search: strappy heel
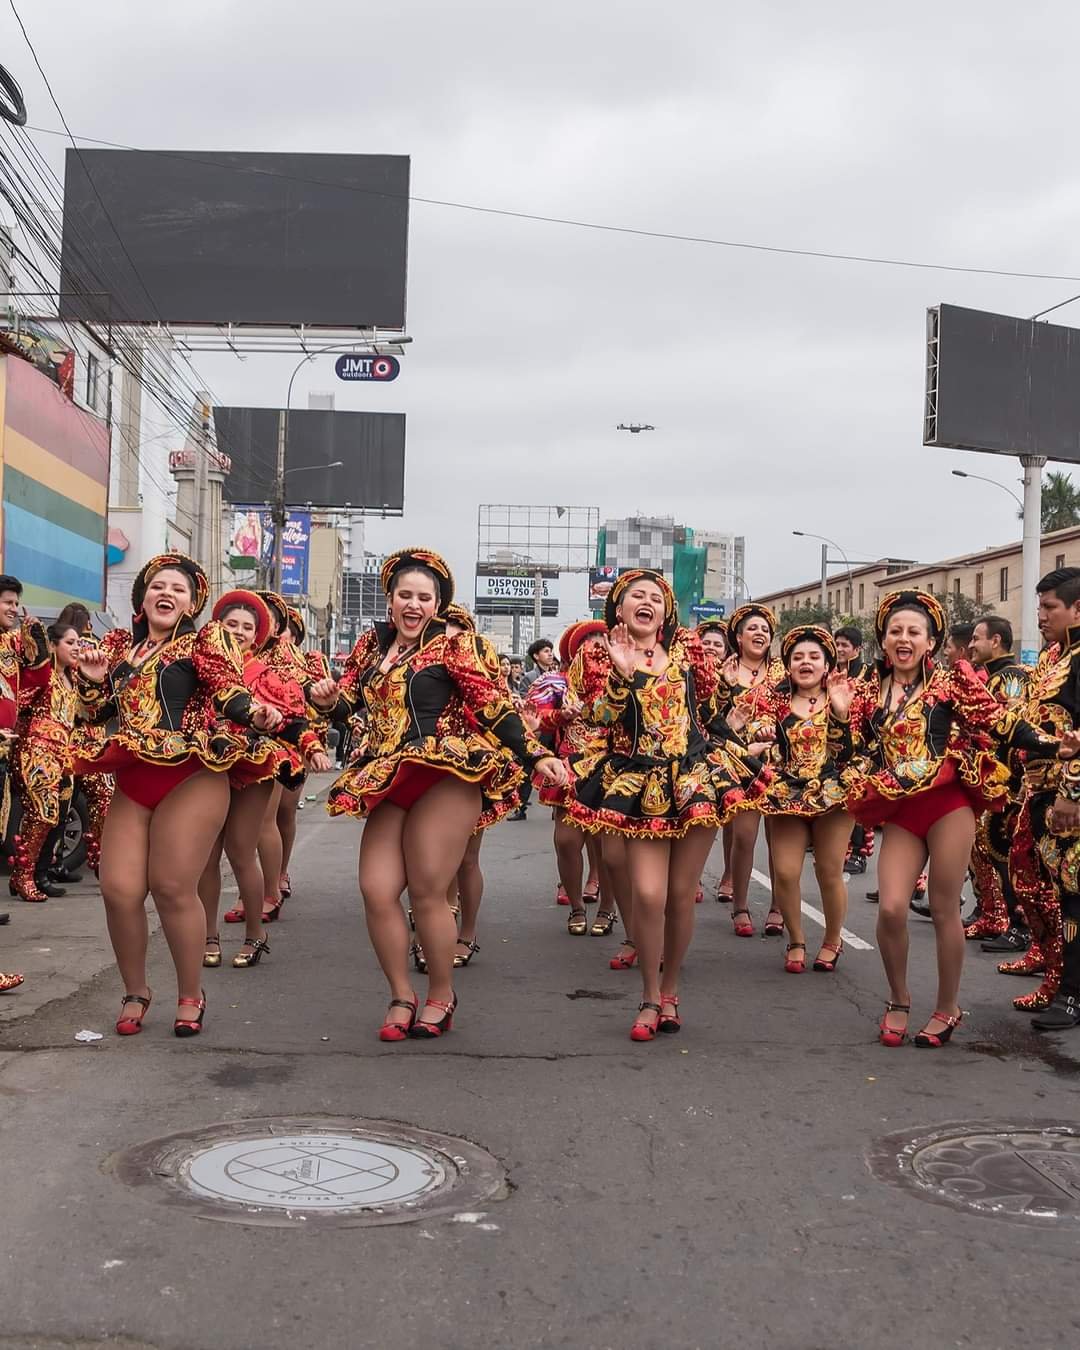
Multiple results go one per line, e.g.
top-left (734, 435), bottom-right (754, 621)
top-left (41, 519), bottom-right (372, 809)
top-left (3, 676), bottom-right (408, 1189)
top-left (658, 994), bottom-right (681, 1034)
top-left (454, 938), bottom-right (480, 969)
top-left (878, 1001), bottom-right (910, 1047)
top-left (582, 879), bottom-right (600, 903)
top-left (279, 872), bottom-right (292, 899)
top-left (379, 996), bottom-right (418, 1041)
top-left (784, 942), bottom-right (806, 974)
top-left (116, 992), bottom-right (152, 1036)
top-left (223, 904), bottom-right (244, 924)
top-left (914, 1009), bottom-right (963, 1048)
top-left (590, 909), bottom-right (617, 937)
top-left (261, 896), bottom-right (285, 923)
top-left (630, 1001), bottom-right (662, 1042)
top-left (174, 993), bottom-right (206, 1038)
top-left (732, 908), bottom-right (754, 938)
top-left (410, 942), bottom-right (428, 974)
top-left (567, 906), bottom-right (588, 936)
top-left (610, 941), bottom-right (638, 970)
top-left (232, 936), bottom-right (270, 968)
top-left (813, 940), bottom-right (844, 973)
top-left (409, 994), bottom-right (457, 1039)
top-left (763, 908), bottom-right (784, 937)
top-left (202, 935), bottom-right (222, 968)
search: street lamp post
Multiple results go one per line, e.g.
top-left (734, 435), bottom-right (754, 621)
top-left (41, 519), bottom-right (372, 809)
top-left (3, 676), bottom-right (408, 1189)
top-left (273, 340), bottom-right (410, 591)
top-left (792, 530), bottom-right (857, 613)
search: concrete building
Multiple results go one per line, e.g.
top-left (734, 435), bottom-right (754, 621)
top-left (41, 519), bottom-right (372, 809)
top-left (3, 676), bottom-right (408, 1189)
top-left (603, 515), bottom-right (676, 572)
top-left (758, 558), bottom-right (919, 621)
top-left (696, 529), bottom-right (746, 609)
top-left (306, 518), bottom-right (344, 650)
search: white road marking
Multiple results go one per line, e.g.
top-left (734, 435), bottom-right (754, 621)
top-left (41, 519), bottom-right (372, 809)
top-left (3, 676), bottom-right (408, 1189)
top-left (750, 868), bottom-right (875, 951)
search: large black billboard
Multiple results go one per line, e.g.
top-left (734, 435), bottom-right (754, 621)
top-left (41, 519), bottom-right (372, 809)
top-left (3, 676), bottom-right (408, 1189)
top-left (59, 149), bottom-right (409, 328)
top-left (214, 407), bottom-right (405, 513)
top-left (924, 304), bottom-right (1080, 462)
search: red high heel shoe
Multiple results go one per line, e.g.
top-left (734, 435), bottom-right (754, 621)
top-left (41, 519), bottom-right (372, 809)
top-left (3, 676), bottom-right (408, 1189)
top-left (116, 992), bottom-right (152, 1036)
top-left (813, 940), bottom-right (844, 972)
top-left (878, 1002), bottom-right (910, 1047)
top-left (556, 883), bottom-right (570, 906)
top-left (694, 884), bottom-right (704, 904)
top-left (379, 996), bottom-right (418, 1041)
top-left (223, 905), bottom-right (244, 923)
top-left (630, 1002), bottom-right (661, 1042)
top-left (658, 994), bottom-right (681, 1034)
top-left (174, 993), bottom-right (206, 1038)
top-left (610, 942), bottom-right (638, 970)
top-left (409, 994), bottom-right (457, 1039)
top-left (261, 896), bottom-right (285, 923)
top-left (583, 879), bottom-right (601, 903)
top-left (732, 908), bottom-right (754, 937)
top-left (784, 943), bottom-right (806, 974)
top-left (914, 1009), bottom-right (963, 1048)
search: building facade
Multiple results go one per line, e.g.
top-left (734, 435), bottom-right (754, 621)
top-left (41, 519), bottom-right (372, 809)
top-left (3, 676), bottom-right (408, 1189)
top-left (757, 558), bottom-right (919, 621)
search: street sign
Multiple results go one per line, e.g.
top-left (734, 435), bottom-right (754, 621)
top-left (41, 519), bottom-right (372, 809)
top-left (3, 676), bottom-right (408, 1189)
top-left (692, 602), bottom-right (726, 618)
top-left (335, 353), bottom-right (400, 382)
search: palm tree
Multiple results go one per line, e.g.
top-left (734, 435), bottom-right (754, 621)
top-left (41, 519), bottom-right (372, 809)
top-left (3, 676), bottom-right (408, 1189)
top-left (1041, 471), bottom-right (1080, 533)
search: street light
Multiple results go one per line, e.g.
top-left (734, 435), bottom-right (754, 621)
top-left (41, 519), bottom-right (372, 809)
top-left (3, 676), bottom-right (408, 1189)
top-left (792, 530), bottom-right (857, 610)
top-left (274, 341), bottom-right (410, 589)
top-left (950, 468), bottom-right (1024, 515)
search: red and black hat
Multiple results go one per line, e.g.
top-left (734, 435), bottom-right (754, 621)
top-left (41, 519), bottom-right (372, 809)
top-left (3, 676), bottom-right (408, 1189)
top-left (213, 589), bottom-right (273, 651)
top-left (380, 547), bottom-right (455, 614)
top-left (567, 620), bottom-right (607, 662)
top-left (131, 552), bottom-right (209, 621)
top-left (256, 590), bottom-right (291, 638)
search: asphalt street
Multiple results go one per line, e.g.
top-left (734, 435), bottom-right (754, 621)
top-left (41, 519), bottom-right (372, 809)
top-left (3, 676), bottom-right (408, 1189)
top-left (1, 795), bottom-right (1079, 1350)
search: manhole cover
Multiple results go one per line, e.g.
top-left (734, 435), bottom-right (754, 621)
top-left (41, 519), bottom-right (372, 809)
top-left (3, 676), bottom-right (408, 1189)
top-left (868, 1120), bottom-right (1080, 1227)
top-left (108, 1115), bottom-right (507, 1228)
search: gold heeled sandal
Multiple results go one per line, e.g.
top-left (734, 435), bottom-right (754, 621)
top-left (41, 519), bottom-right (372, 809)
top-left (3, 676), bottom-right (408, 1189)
top-left (232, 936), bottom-right (270, 969)
top-left (203, 935), bottom-right (222, 968)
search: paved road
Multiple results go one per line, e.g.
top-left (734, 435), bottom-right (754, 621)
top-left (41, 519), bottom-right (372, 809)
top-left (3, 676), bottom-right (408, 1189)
top-left (1, 799), bottom-right (1078, 1350)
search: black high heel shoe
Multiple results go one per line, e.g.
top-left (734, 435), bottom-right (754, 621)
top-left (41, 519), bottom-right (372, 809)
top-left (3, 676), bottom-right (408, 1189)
top-left (914, 1009), bottom-right (963, 1048)
top-left (410, 942), bottom-right (428, 974)
top-left (174, 993), bottom-right (206, 1038)
top-left (232, 936), bottom-right (270, 968)
top-left (590, 909), bottom-right (617, 937)
top-left (453, 939), bottom-right (479, 969)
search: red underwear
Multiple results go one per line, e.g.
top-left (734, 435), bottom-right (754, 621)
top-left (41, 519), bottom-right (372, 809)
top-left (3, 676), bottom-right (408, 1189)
top-left (114, 760), bottom-right (203, 811)
top-left (886, 780), bottom-right (973, 841)
top-left (376, 763), bottom-right (448, 811)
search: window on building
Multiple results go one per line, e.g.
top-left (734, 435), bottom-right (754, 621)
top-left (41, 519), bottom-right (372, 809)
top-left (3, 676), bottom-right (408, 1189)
top-left (858, 583), bottom-right (864, 610)
top-left (975, 572), bottom-right (983, 603)
top-left (953, 577), bottom-right (961, 599)
top-left (1057, 553), bottom-right (1066, 569)
top-left (85, 353), bottom-right (100, 410)
top-left (1000, 567), bottom-right (1008, 602)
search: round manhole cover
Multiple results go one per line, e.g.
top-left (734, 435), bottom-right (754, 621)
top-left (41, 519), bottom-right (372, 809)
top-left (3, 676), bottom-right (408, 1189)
top-left (108, 1116), bottom-right (507, 1228)
top-left (868, 1120), bottom-right (1080, 1227)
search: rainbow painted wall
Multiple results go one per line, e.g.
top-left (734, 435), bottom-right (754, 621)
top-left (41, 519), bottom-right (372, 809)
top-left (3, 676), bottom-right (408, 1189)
top-left (0, 354), bottom-right (109, 609)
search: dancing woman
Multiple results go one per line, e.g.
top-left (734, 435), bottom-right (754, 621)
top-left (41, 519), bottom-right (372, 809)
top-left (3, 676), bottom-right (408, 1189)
top-left (322, 548), bottom-right (565, 1040)
top-left (54, 603), bottom-right (113, 879)
top-left (716, 604), bottom-right (784, 935)
top-left (752, 626), bottom-right (859, 974)
top-left (848, 590), bottom-right (1063, 1049)
top-left (567, 570), bottom-right (766, 1041)
top-left (9, 622), bottom-right (82, 902)
top-left (200, 591), bottom-right (331, 970)
top-left (76, 554), bottom-right (282, 1038)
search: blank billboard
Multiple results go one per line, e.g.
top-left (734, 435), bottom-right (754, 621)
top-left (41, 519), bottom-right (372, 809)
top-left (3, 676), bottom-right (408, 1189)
top-left (214, 407), bottom-right (405, 513)
top-left (924, 304), bottom-right (1080, 462)
top-left (59, 149), bottom-right (409, 328)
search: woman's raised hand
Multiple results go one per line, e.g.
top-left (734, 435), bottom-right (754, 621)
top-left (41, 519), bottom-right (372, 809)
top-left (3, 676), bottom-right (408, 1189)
top-left (606, 623), bottom-right (638, 680)
top-left (827, 671), bottom-right (855, 719)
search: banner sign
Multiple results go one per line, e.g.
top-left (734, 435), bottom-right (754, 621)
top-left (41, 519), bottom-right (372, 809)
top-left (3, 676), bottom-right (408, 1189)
top-left (692, 602), bottom-right (726, 619)
top-left (335, 353), bottom-right (400, 382)
top-left (475, 564), bottom-right (559, 616)
top-left (588, 565), bottom-right (619, 612)
top-left (229, 508), bottom-right (311, 597)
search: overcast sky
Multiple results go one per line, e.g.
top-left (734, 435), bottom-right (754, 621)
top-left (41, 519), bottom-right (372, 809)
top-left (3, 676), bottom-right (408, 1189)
top-left (5, 0), bottom-right (1079, 613)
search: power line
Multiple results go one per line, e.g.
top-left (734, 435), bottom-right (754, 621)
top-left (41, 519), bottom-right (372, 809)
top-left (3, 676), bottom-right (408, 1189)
top-left (21, 120), bottom-right (1080, 285)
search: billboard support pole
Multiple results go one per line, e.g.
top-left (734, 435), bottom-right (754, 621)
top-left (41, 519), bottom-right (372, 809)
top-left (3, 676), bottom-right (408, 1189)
top-left (195, 397), bottom-right (211, 574)
top-left (511, 611), bottom-right (521, 656)
top-left (1019, 454), bottom-right (1046, 666)
top-left (533, 569), bottom-right (543, 650)
top-left (272, 408), bottom-right (287, 593)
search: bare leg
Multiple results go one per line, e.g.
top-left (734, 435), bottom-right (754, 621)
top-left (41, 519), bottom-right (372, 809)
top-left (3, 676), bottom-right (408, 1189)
top-left (147, 771), bottom-right (231, 1018)
top-left (99, 788), bottom-right (152, 1008)
top-left (602, 833), bottom-right (633, 953)
top-left (258, 783), bottom-right (285, 917)
top-left (661, 827), bottom-right (717, 998)
top-left (456, 831), bottom-right (485, 953)
top-left (198, 830), bottom-right (225, 958)
top-left (554, 808), bottom-right (587, 930)
top-left (923, 807), bottom-right (976, 1029)
top-left (223, 780), bottom-right (276, 950)
top-left (811, 808), bottom-right (854, 951)
top-left (718, 820), bottom-right (734, 895)
top-left (626, 837), bottom-right (672, 1024)
top-left (768, 815), bottom-right (812, 950)
top-left (876, 822), bottom-right (927, 1033)
top-left (403, 778), bottom-right (482, 1023)
top-left (583, 832), bottom-right (600, 894)
top-left (729, 809), bottom-right (761, 911)
top-left (357, 802), bottom-right (413, 1027)
top-left (277, 783), bottom-right (302, 872)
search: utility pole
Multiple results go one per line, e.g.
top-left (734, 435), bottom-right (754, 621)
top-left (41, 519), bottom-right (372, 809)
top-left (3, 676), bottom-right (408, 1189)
top-left (273, 408), bottom-right (287, 593)
top-left (194, 394), bottom-right (211, 567)
top-left (1019, 454), bottom-right (1046, 665)
top-left (533, 567), bottom-right (543, 649)
top-left (820, 544), bottom-right (828, 609)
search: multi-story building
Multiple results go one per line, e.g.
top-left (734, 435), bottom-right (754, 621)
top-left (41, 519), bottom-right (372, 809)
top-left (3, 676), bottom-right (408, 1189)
top-left (603, 515), bottom-right (676, 573)
top-left (696, 530), bottom-right (746, 607)
top-left (601, 516), bottom-right (746, 622)
top-left (757, 558), bottom-right (919, 622)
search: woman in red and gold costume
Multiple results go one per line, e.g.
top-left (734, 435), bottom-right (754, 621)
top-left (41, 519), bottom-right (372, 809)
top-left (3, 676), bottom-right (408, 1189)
top-left (849, 590), bottom-right (1066, 1049)
top-left (54, 603), bottom-right (113, 879)
top-left (695, 617), bottom-right (730, 907)
top-left (200, 591), bottom-right (332, 970)
top-left (567, 570), bottom-right (766, 1041)
top-left (714, 604), bottom-right (785, 937)
top-left (322, 548), bottom-right (566, 1040)
top-left (76, 554), bottom-right (283, 1039)
top-left (9, 622), bottom-right (83, 902)
top-left (752, 626), bottom-right (858, 974)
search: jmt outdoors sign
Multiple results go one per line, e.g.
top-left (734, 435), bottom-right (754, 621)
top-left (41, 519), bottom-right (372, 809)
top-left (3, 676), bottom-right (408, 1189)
top-left (474, 565), bottom-right (560, 617)
top-left (335, 353), bottom-right (400, 382)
